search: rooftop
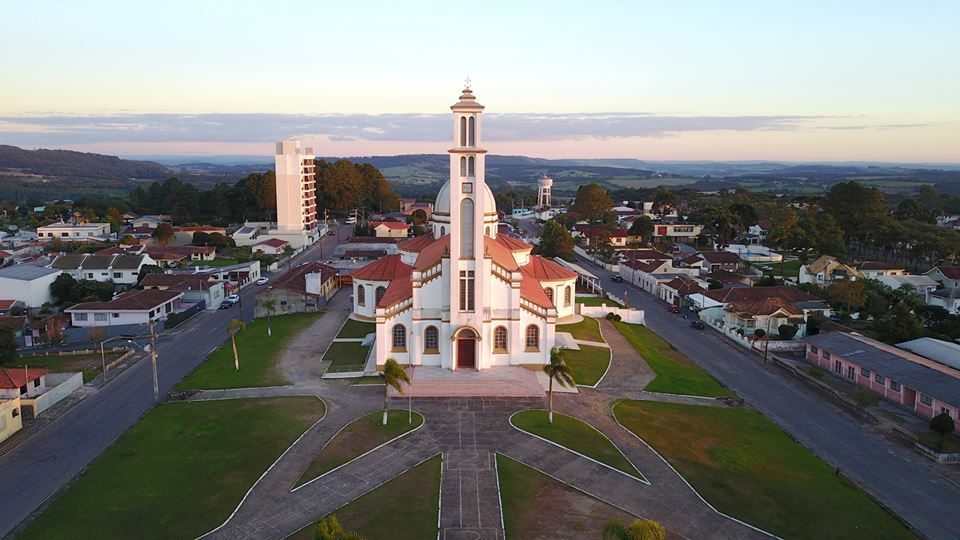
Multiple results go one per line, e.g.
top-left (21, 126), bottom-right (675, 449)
top-left (67, 289), bottom-right (182, 312)
top-left (0, 265), bottom-right (60, 281)
top-left (0, 367), bottom-right (51, 389)
top-left (353, 254), bottom-right (413, 282)
top-left (897, 337), bottom-right (960, 371)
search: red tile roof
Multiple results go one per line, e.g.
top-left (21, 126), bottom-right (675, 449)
top-left (623, 259), bottom-right (670, 273)
top-left (141, 274), bottom-right (219, 291)
top-left (0, 251), bottom-right (11, 258)
top-left (663, 276), bottom-right (705, 296)
top-left (495, 233), bottom-right (533, 252)
top-left (371, 220), bottom-right (409, 230)
top-left (484, 236), bottom-right (519, 271)
top-left (857, 261), bottom-right (904, 271)
top-left (698, 251), bottom-right (742, 264)
top-left (519, 266), bottom-right (554, 309)
top-left (620, 249), bottom-right (670, 261)
top-left (414, 235), bottom-right (451, 271)
top-left (398, 233), bottom-right (437, 253)
top-left (935, 266), bottom-right (960, 279)
top-left (0, 367), bottom-right (51, 389)
top-left (67, 289), bottom-right (182, 312)
top-left (353, 254), bottom-right (413, 281)
top-left (377, 275), bottom-right (413, 308)
top-left (727, 297), bottom-right (804, 317)
top-left (0, 300), bottom-right (18, 311)
top-left (524, 255), bottom-right (577, 281)
top-left (270, 262), bottom-right (337, 294)
top-left (704, 285), bottom-right (817, 304)
top-left (254, 238), bottom-right (288, 249)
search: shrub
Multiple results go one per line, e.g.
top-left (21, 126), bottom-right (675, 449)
top-left (753, 329), bottom-right (766, 339)
top-left (605, 312), bottom-right (621, 322)
top-left (805, 366), bottom-right (825, 379)
top-left (853, 387), bottom-right (879, 408)
top-left (778, 324), bottom-right (799, 340)
top-left (931, 412), bottom-right (956, 443)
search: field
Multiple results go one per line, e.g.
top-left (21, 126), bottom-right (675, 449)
top-left (19, 397), bottom-right (325, 540)
top-left (614, 401), bottom-right (913, 539)
top-left (176, 313), bottom-right (318, 390)
top-left (612, 321), bottom-right (733, 397)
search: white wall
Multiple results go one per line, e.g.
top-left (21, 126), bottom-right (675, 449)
top-left (0, 272), bottom-right (61, 307)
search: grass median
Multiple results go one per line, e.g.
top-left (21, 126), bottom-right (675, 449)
top-left (562, 345), bottom-right (610, 386)
top-left (511, 410), bottom-right (643, 480)
top-left (613, 400), bottom-right (913, 540)
top-left (336, 318), bottom-right (376, 339)
top-left (296, 410), bottom-right (423, 487)
top-left (557, 317), bottom-right (604, 342)
top-left (19, 396), bottom-right (326, 540)
top-left (612, 321), bottom-right (732, 397)
top-left (177, 312), bottom-right (319, 390)
top-left (576, 296), bottom-right (623, 308)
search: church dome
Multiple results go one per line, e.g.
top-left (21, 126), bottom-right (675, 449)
top-left (433, 180), bottom-right (497, 218)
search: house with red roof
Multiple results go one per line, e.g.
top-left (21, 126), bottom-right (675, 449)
top-left (694, 286), bottom-right (831, 339)
top-left (925, 266), bottom-right (960, 289)
top-left (349, 86), bottom-right (581, 373)
top-left (66, 289), bottom-right (183, 327)
top-left (255, 262), bottom-right (339, 318)
top-left (141, 273), bottom-right (226, 311)
top-left (370, 220), bottom-right (409, 238)
top-left (252, 238), bottom-right (290, 256)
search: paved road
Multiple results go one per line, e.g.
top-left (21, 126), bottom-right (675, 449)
top-left (0, 230), bottom-right (344, 537)
top-left (583, 258), bottom-right (960, 539)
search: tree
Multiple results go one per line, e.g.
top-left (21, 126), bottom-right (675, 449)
top-left (825, 280), bottom-right (867, 314)
top-left (534, 220), bottom-right (575, 261)
top-left (543, 348), bottom-right (575, 424)
top-left (153, 223), bottom-right (175, 246)
top-left (284, 244), bottom-right (296, 269)
top-left (0, 327), bottom-right (17, 362)
top-left (874, 303), bottom-right (925, 343)
top-left (226, 319), bottom-right (246, 370)
top-left (778, 324), bottom-right (799, 340)
top-left (650, 188), bottom-right (679, 220)
top-left (136, 264), bottom-right (163, 285)
top-left (260, 299), bottom-right (276, 337)
top-left (313, 514), bottom-right (364, 540)
top-left (381, 358), bottom-right (410, 425)
top-left (628, 216), bottom-right (654, 243)
top-left (106, 207), bottom-right (124, 233)
top-left (930, 412), bottom-right (955, 449)
top-left (572, 183), bottom-right (613, 223)
top-left (753, 329), bottom-right (766, 339)
top-left (602, 518), bottom-right (667, 540)
top-left (50, 273), bottom-right (79, 304)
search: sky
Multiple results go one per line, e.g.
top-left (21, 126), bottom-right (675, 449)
top-left (1, 1), bottom-right (958, 162)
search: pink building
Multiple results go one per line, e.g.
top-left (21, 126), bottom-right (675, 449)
top-left (804, 332), bottom-right (960, 421)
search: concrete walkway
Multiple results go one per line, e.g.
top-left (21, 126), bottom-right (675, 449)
top-left (278, 292), bottom-right (352, 385)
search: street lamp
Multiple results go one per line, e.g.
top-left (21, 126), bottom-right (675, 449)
top-left (98, 334), bottom-right (133, 383)
top-left (129, 320), bottom-right (160, 401)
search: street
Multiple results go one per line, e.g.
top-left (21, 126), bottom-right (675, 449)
top-left (0, 229), bottom-right (345, 537)
top-left (583, 257), bottom-right (960, 539)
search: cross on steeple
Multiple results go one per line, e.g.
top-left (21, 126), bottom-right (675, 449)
top-left (464, 76), bottom-right (472, 90)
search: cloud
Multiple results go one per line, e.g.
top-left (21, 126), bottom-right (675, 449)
top-left (0, 112), bottom-right (924, 147)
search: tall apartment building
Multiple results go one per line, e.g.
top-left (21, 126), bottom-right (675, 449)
top-left (275, 139), bottom-right (317, 234)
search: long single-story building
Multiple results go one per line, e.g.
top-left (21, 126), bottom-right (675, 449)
top-left (66, 289), bottom-right (183, 327)
top-left (0, 265), bottom-right (62, 307)
top-left (804, 332), bottom-right (960, 421)
top-left (140, 273), bottom-right (225, 310)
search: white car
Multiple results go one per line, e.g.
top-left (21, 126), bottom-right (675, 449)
top-left (256, 277), bottom-right (269, 285)
top-left (226, 294), bottom-right (240, 303)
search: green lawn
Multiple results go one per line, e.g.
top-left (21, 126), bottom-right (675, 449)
top-left (6, 351), bottom-right (122, 383)
top-left (576, 296), bottom-right (623, 308)
top-left (614, 400), bottom-right (914, 540)
top-left (511, 410), bottom-right (643, 480)
top-left (612, 321), bottom-right (733, 397)
top-left (557, 317), bottom-right (604, 342)
top-left (337, 318), bottom-right (376, 339)
top-left (292, 454), bottom-right (441, 540)
top-left (562, 345), bottom-right (610, 387)
top-left (323, 342), bottom-right (370, 373)
top-left (759, 259), bottom-right (803, 279)
top-left (497, 453), bottom-right (637, 539)
top-left (346, 375), bottom-right (385, 385)
top-left (177, 313), bottom-right (319, 390)
top-left (917, 431), bottom-right (960, 453)
top-left (19, 397), bottom-right (325, 540)
top-left (297, 410), bottom-right (424, 486)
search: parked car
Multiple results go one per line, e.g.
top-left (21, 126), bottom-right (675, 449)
top-left (690, 320), bottom-right (705, 329)
top-left (256, 277), bottom-right (269, 285)
top-left (668, 304), bottom-right (680, 313)
top-left (611, 274), bottom-right (624, 283)
top-left (219, 301), bottom-right (233, 310)
top-left (226, 294), bottom-right (240, 303)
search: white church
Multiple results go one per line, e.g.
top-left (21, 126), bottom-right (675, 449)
top-left (352, 85), bottom-right (577, 370)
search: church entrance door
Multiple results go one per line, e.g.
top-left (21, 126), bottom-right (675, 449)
top-left (456, 330), bottom-right (476, 370)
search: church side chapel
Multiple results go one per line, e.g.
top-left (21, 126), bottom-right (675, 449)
top-left (352, 85), bottom-right (577, 371)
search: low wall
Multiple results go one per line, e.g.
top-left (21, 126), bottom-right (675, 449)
top-left (21, 372), bottom-right (82, 417)
top-left (580, 304), bottom-right (645, 324)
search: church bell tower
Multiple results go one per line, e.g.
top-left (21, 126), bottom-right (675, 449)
top-left (448, 81), bottom-right (487, 329)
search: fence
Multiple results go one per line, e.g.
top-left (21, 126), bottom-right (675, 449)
top-left (579, 303), bottom-right (645, 324)
top-left (20, 372), bottom-right (83, 417)
top-left (165, 302), bottom-right (205, 329)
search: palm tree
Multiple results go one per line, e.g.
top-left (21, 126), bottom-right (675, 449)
top-left (543, 348), bottom-right (575, 425)
top-left (226, 319), bottom-right (246, 370)
top-left (602, 519), bottom-right (666, 540)
top-left (381, 358), bottom-right (410, 425)
top-left (260, 298), bottom-right (276, 337)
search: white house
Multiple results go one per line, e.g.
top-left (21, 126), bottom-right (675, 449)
top-left (928, 288), bottom-right (960, 315)
top-left (351, 85), bottom-right (578, 371)
top-left (252, 238), bottom-right (289, 256)
top-left (370, 221), bottom-right (409, 238)
top-left (0, 265), bottom-right (62, 307)
top-left (66, 289), bottom-right (183, 327)
top-left (856, 261), bottom-right (907, 279)
top-left (876, 275), bottom-right (939, 301)
top-left (925, 266), bottom-right (960, 289)
top-left (140, 274), bottom-right (225, 311)
top-left (51, 253), bottom-right (156, 287)
top-left (37, 222), bottom-right (112, 242)
top-left (799, 255), bottom-right (861, 285)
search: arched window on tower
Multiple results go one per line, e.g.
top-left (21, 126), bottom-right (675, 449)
top-left (525, 325), bottom-right (540, 351)
top-left (564, 285), bottom-right (572, 307)
top-left (545, 288), bottom-right (554, 303)
top-left (460, 116), bottom-right (467, 147)
top-left (357, 285), bottom-right (365, 307)
top-left (468, 116), bottom-right (476, 146)
top-left (460, 198), bottom-right (474, 257)
top-left (468, 156), bottom-right (475, 177)
top-left (375, 286), bottom-right (386, 306)
top-left (460, 156), bottom-right (466, 177)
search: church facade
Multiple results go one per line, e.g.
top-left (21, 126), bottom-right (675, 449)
top-left (351, 85), bottom-right (577, 370)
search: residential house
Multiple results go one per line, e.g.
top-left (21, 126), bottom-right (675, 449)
top-left (695, 286), bottom-right (829, 338)
top-left (876, 275), bottom-right (939, 301)
top-left (925, 266), bottom-right (960, 289)
top-left (173, 225), bottom-right (227, 245)
top-left (682, 251), bottom-right (744, 275)
top-left (399, 199), bottom-right (434, 220)
top-left (141, 274), bottom-right (225, 311)
top-left (856, 261), bottom-right (906, 279)
top-left (195, 259), bottom-right (261, 290)
top-left (0, 395), bottom-right (23, 443)
top-left (651, 223), bottom-right (703, 243)
top-left (928, 288), bottom-right (960, 315)
top-left (0, 300), bottom-right (25, 315)
top-left (370, 221), bottom-right (409, 238)
top-left (0, 366), bottom-right (82, 420)
top-left (620, 258), bottom-right (696, 297)
top-left (0, 265), bottom-right (62, 307)
top-left (51, 253), bottom-right (157, 287)
top-left (0, 316), bottom-right (31, 346)
top-left (130, 215), bottom-right (171, 229)
top-left (252, 238), bottom-right (289, 256)
top-left (254, 262), bottom-right (339, 317)
top-left (37, 222), bottom-right (112, 242)
top-left (705, 270), bottom-right (754, 288)
top-left (66, 289), bottom-right (183, 327)
top-left (0, 367), bottom-right (50, 400)
top-left (574, 225), bottom-right (631, 247)
top-left (143, 245), bottom-right (215, 267)
top-left (659, 275), bottom-right (705, 307)
top-left (805, 332), bottom-right (960, 422)
top-left (799, 255), bottom-right (861, 285)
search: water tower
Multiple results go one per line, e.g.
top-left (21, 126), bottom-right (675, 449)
top-left (537, 175), bottom-right (553, 208)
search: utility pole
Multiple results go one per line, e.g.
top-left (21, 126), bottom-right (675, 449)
top-left (149, 320), bottom-right (159, 400)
